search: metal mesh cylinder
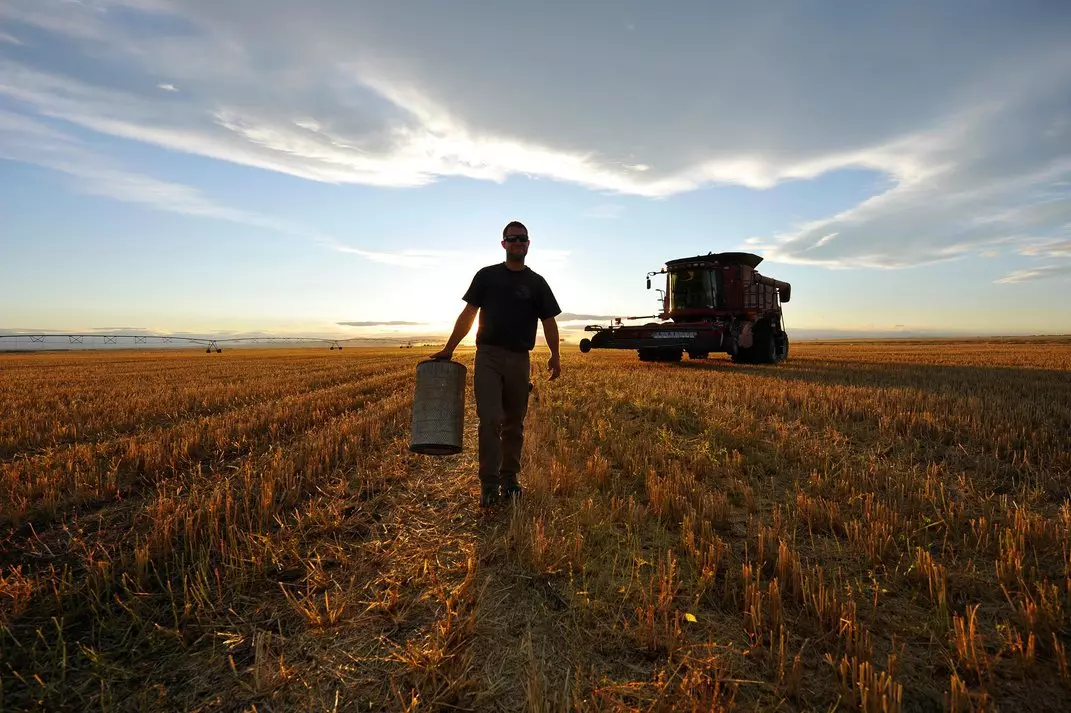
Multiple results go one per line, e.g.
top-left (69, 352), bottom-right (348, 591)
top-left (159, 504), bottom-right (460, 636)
top-left (408, 358), bottom-right (467, 455)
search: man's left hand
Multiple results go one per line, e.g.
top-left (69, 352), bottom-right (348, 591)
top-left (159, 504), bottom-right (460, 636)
top-left (548, 354), bottom-right (561, 380)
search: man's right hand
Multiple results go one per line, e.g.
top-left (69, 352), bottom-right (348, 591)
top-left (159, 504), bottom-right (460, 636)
top-left (429, 348), bottom-right (453, 361)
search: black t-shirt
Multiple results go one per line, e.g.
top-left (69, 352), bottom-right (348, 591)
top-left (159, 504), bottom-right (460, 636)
top-left (462, 263), bottom-right (561, 352)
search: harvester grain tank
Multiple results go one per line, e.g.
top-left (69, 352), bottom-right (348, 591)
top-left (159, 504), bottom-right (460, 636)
top-left (579, 251), bottom-right (791, 364)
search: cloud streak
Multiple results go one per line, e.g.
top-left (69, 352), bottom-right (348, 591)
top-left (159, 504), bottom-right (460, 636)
top-left (1019, 239), bottom-right (1071, 258)
top-left (327, 246), bottom-right (459, 267)
top-left (994, 264), bottom-right (1071, 284)
top-left (337, 321), bottom-right (427, 327)
top-left (0, 111), bottom-right (465, 269)
top-left (557, 313), bottom-right (619, 322)
top-left (0, 109), bottom-right (295, 229)
top-left (583, 204), bottom-right (625, 219)
top-left (1, 0), bottom-right (1069, 271)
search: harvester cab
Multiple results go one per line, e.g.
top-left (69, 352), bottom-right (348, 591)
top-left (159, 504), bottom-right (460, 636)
top-left (579, 251), bottom-right (791, 364)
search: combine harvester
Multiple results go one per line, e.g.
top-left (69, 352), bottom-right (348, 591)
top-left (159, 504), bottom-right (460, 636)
top-left (579, 252), bottom-right (791, 364)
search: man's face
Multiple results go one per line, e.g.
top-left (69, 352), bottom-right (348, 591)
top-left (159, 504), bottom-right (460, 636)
top-left (501, 226), bottom-right (530, 259)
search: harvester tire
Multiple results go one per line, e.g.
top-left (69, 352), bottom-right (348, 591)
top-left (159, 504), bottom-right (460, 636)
top-left (579, 338), bottom-right (592, 353)
top-left (761, 338), bottom-right (777, 364)
top-left (775, 333), bottom-right (790, 362)
top-left (688, 351), bottom-right (709, 360)
top-left (751, 322), bottom-right (777, 364)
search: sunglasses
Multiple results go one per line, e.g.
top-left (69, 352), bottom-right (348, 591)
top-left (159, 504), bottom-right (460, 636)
top-left (503, 235), bottom-right (529, 243)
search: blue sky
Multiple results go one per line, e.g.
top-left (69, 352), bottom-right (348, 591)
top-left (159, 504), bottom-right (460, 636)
top-left (2, 0), bottom-right (1070, 342)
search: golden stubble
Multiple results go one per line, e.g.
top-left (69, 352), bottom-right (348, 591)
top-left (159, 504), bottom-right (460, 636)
top-left (1, 337), bottom-right (1069, 711)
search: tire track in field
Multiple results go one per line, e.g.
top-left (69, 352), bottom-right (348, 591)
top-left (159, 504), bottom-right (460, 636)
top-left (0, 383), bottom-right (420, 713)
top-left (321, 353), bottom-right (584, 710)
top-left (0, 380), bottom-right (417, 573)
top-left (1, 363), bottom-right (416, 531)
top-left (293, 351), bottom-right (540, 709)
top-left (0, 357), bottom-right (406, 460)
top-left (0, 362), bottom-right (344, 458)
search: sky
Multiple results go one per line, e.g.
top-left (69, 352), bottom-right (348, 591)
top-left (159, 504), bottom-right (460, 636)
top-left (2, 0), bottom-right (1070, 344)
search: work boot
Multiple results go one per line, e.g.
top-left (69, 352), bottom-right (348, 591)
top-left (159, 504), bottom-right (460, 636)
top-left (500, 474), bottom-right (522, 503)
top-left (480, 484), bottom-right (500, 508)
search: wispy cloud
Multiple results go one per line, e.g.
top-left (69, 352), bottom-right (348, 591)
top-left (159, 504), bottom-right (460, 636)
top-left (337, 321), bottom-right (427, 327)
top-left (534, 249), bottom-right (571, 266)
top-left (156, 83), bottom-right (178, 92)
top-left (328, 246), bottom-right (458, 267)
top-left (584, 203), bottom-right (624, 219)
top-left (557, 313), bottom-right (619, 322)
top-left (0, 0), bottom-right (1069, 272)
top-left (0, 110), bottom-right (466, 269)
top-left (89, 327), bottom-right (153, 332)
top-left (1019, 239), bottom-right (1071, 258)
top-left (750, 98), bottom-right (1071, 268)
top-left (0, 33), bottom-right (23, 45)
top-left (994, 264), bottom-right (1071, 284)
top-left (0, 110), bottom-right (286, 228)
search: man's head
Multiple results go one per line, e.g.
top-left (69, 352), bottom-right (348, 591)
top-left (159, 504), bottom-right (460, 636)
top-left (501, 220), bottom-right (529, 263)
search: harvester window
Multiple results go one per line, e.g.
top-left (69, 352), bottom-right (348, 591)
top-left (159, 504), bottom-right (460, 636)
top-left (669, 269), bottom-right (718, 310)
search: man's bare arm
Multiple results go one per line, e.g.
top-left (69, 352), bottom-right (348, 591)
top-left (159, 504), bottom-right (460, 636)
top-left (541, 316), bottom-right (560, 357)
top-left (542, 316), bottom-right (561, 379)
top-left (431, 304), bottom-right (479, 359)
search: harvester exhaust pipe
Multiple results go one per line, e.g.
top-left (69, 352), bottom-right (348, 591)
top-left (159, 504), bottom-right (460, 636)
top-left (754, 274), bottom-right (791, 302)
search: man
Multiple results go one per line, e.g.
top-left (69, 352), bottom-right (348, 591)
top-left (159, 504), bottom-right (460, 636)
top-left (430, 220), bottom-right (562, 508)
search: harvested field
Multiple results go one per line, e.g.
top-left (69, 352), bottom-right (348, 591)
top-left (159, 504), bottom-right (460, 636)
top-left (2, 339), bottom-right (1071, 712)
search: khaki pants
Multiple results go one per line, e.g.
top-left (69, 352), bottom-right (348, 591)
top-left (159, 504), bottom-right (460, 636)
top-left (473, 344), bottom-right (531, 488)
